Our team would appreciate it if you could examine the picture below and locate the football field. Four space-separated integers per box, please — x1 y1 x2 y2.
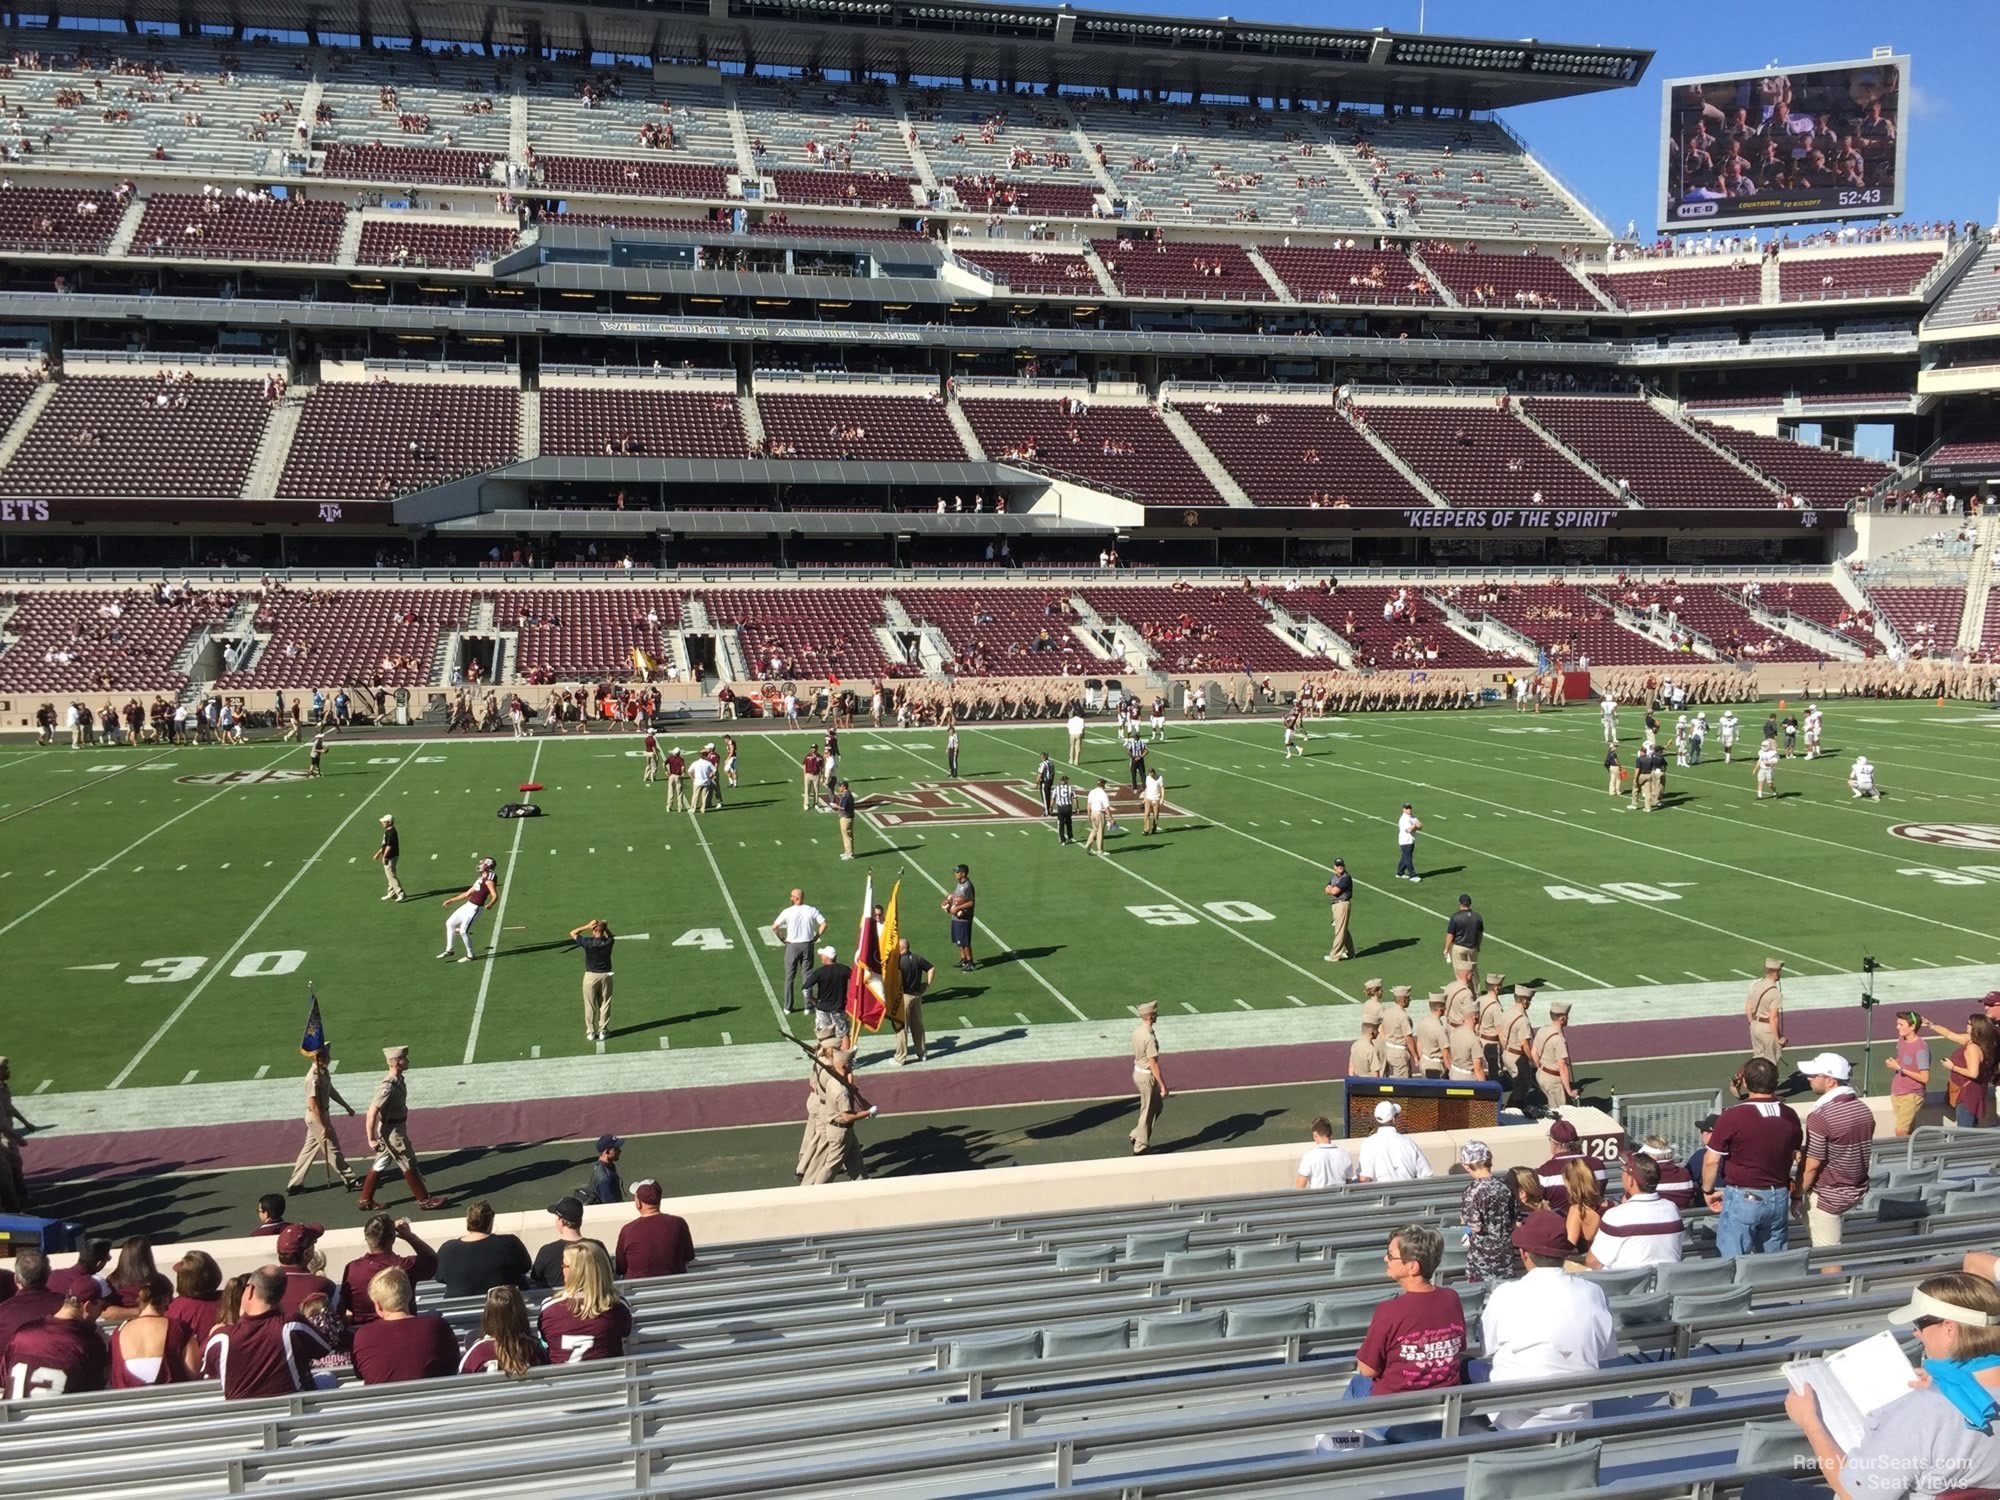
3 698 1999 1103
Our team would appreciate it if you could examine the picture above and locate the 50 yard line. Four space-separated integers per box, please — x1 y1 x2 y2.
462 738 545 1064
110 745 426 1089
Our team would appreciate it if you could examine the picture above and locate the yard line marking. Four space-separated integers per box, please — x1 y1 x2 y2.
1731 969 1756 979
1683 971 1709 982
721 1032 733 1045
1180 1002 1199 1014
180 1070 198 1085
65 963 117 971
1233 998 1254 1011
107 746 420 1089
1910 957 1942 968
461 740 546 1065
0 746 300 944
1634 974 1661 984
33 1080 50 1095
1286 995 1308 1007
1015 1013 1032 1027
658 1037 670 1050
531 1045 542 1059
683 774 794 1038
596 1040 606 1055
328 1061 339 1073
960 1016 974 1028
1960 956 1984 966
0 748 174 826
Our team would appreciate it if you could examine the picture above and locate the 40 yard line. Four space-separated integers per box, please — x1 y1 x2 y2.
462 738 545 1065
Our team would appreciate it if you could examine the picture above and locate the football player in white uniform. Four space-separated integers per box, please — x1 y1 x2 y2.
1718 710 1739 763
439 858 498 962
1600 695 1618 746
1755 738 1780 800
1803 705 1823 759
1673 713 1690 768
1848 755 1881 800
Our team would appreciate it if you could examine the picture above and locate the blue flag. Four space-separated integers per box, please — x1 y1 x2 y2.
1537 650 1551 674
299 990 325 1057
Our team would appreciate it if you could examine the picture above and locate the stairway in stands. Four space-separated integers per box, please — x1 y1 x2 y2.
1957 512 2000 653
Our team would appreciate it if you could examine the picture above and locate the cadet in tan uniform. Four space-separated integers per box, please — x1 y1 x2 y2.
1533 998 1577 1111
285 1048 360 1194
1745 957 1786 1066
1442 960 1478 1029
1477 972 1508 1083
1503 986 1538 1113
1379 984 1415 1079
1414 993 1450 1080
1447 1007 1486 1081
1349 1003 1387 1077
359 1045 447 1212
1130 1001 1167 1154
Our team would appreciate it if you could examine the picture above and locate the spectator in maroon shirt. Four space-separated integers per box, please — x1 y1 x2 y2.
538 1242 633 1364
1345 1223 1466 1443
106 1236 161 1314
166 1251 225 1348
203 1265 332 1399
1533 1118 1603 1213
0 1250 64 1351
1703 1057 1805 1257
1795 1052 1875 1251
1 1271 110 1398
337 1215 438 1326
350 1267 461 1385
459 1285 550 1377
1639 1135 1695 1210
274 1222 337 1320
614 1180 696 1279
250 1193 289 1238
109 1273 195 1387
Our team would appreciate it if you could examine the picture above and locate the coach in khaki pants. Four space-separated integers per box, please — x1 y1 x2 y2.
570 920 615 1042
1130 1002 1168 1154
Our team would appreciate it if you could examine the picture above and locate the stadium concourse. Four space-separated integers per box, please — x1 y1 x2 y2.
6 0 2000 1491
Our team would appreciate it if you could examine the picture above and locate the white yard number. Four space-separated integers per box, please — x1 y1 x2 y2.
1126 902 1275 927
126 950 306 984
127 956 208 985
1898 867 1987 886
231 950 305 979
1545 883 1682 904
673 928 734 950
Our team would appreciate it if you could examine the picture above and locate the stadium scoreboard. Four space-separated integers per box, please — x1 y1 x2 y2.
1342 1076 1503 1135
1657 54 1909 234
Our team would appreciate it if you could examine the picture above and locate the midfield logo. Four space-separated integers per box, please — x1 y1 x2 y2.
862 778 1190 828
1888 823 2000 850
175 769 316 786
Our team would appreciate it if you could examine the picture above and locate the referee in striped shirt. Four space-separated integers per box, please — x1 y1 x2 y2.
1052 775 1076 845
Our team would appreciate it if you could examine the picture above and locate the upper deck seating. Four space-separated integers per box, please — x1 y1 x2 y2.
1090 237 1271 301
953 248 1098 295
1778 251 1940 302
0 375 268 497
276 382 518 500
1338 114 1599 241
756 393 965 462
960 398 1220 506
541 387 747 459
0 185 121 253
131 193 348 263
1358 405 1608 510
1591 262 1762 310
1176 405 1428 509
1692 422 1894 504
1257 244 1438 305
1416 246 1599 311
354 219 517 270
1523 398 1778 508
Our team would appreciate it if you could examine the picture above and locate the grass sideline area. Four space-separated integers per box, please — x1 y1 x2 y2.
2 698 1999 1102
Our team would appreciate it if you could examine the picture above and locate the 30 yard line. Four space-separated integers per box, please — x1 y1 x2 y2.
463 738 545 1065
110 746 424 1089
0 748 175 827
683 766 794 1037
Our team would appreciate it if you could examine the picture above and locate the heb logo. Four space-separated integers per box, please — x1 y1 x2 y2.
1673 201 1720 219
1889 823 2000 851
862 779 1190 828
175 769 316 786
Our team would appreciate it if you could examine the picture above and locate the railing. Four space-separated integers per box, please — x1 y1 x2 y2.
1613 1087 1725 1157
540 364 736 382
749 368 936 389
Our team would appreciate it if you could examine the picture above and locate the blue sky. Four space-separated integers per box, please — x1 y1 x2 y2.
1094 0 1998 236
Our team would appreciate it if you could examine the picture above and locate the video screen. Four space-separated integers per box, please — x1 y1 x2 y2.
1658 56 1907 233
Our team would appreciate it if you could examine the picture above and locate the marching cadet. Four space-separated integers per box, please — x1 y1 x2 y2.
285 1047 360 1195
1415 993 1450 1080
1477 972 1508 1084
1745 957 1786 1067
1503 986 1538 1114
1379 984 1416 1079
797 1047 873 1186
359 1046 447 1212
1442 959 1477 1029
1532 998 1577 1111
1349 1002 1387 1077
1447 1005 1487 1082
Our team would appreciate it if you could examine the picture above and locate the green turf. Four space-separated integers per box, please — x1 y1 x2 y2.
3 698 1998 1096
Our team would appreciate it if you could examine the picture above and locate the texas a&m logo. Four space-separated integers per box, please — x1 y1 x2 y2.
1889 823 2000 851
863 779 1190 829
175 768 316 786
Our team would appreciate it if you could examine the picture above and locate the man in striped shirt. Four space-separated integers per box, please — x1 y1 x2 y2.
1795 1052 1874 1248
1584 1155 1684 1270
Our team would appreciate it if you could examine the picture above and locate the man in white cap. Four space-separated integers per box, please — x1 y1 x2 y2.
1356 1101 1432 1183
1130 1001 1167 1154
802 944 852 1048
1745 957 1786 1066
1795 1051 1874 1248
373 815 404 901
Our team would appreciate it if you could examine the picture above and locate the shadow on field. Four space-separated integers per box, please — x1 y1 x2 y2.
933 1027 1028 1059
613 1006 737 1038
1020 1098 1133 1140
1422 865 1466 881
988 946 1063 967
1356 937 1419 960
408 886 467 900
1162 1109 1286 1154
868 1123 1015 1177
424 1139 575 1200
925 984 987 1004
493 939 578 960
715 798 779 810
34 1166 232 1243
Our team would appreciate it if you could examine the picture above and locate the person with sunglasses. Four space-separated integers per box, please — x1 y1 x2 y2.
1784 1273 2000 1499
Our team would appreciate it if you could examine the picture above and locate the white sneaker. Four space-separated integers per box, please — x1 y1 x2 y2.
381 893 394 901
435 951 452 960
839 853 853 861
457 955 472 964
